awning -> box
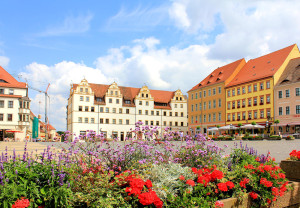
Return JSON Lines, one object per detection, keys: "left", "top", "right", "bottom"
{"left": 6, "top": 130, "right": 23, "bottom": 133}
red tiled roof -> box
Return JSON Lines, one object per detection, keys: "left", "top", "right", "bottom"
{"left": 0, "top": 66, "right": 27, "bottom": 88}
{"left": 188, "top": 58, "right": 246, "bottom": 92}
{"left": 72, "top": 83, "right": 177, "bottom": 107}
{"left": 227, "top": 44, "right": 299, "bottom": 87}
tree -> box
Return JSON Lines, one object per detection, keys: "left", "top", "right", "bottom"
{"left": 251, "top": 121, "right": 257, "bottom": 134}
{"left": 238, "top": 123, "right": 242, "bottom": 135}
{"left": 274, "top": 119, "right": 280, "bottom": 135}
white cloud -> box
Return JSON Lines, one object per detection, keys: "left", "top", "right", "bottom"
{"left": 0, "top": 56, "right": 9, "bottom": 67}
{"left": 37, "top": 13, "right": 93, "bottom": 37}
{"left": 169, "top": 0, "right": 300, "bottom": 60}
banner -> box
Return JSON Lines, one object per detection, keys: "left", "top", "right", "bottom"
{"left": 32, "top": 117, "right": 39, "bottom": 138}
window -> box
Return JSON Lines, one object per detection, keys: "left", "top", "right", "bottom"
{"left": 195, "top": 93, "right": 198, "bottom": 99}
{"left": 191, "top": 94, "right": 194, "bottom": 100}
{"left": 156, "top": 121, "right": 160, "bottom": 126}
{"left": 266, "top": 95, "right": 270, "bottom": 103}
{"left": 248, "top": 111, "right": 252, "bottom": 119}
{"left": 8, "top": 101, "right": 13, "bottom": 108}
{"left": 100, "top": 118, "right": 103, "bottom": 124}
{"left": 113, "top": 108, "right": 116, "bottom": 113}
{"left": 163, "top": 111, "right": 166, "bottom": 116}
{"left": 0, "top": 100, "right": 4, "bottom": 108}
{"left": 218, "top": 99, "right": 221, "bottom": 107}
{"left": 80, "top": 88, "right": 83, "bottom": 92}
{"left": 170, "top": 121, "right": 173, "bottom": 126}
{"left": 232, "top": 113, "right": 235, "bottom": 121}
{"left": 91, "top": 118, "right": 95, "bottom": 123}
{"left": 203, "top": 90, "right": 206, "bottom": 97}
{"left": 242, "top": 87, "right": 245, "bottom": 94}
{"left": 227, "top": 114, "right": 230, "bottom": 121}
{"left": 181, "top": 112, "right": 184, "bottom": 117}
{"left": 150, "top": 121, "right": 154, "bottom": 126}
{"left": 119, "top": 119, "right": 122, "bottom": 124}
{"left": 145, "top": 110, "right": 148, "bottom": 115}
{"left": 213, "top": 113, "right": 216, "bottom": 122}
{"left": 208, "top": 101, "right": 211, "bottom": 109}
{"left": 139, "top": 101, "right": 142, "bottom": 105}
{"left": 79, "top": 106, "right": 82, "bottom": 111}
{"left": 248, "top": 85, "right": 252, "bottom": 93}
{"left": 126, "top": 119, "right": 130, "bottom": 125}
{"left": 146, "top": 101, "right": 149, "bottom": 106}
{"left": 126, "top": 109, "right": 130, "bottom": 114}
{"left": 195, "top": 104, "right": 197, "bottom": 111}
{"left": 9, "top": 89, "right": 14, "bottom": 95}
{"left": 278, "top": 91, "right": 283, "bottom": 98}
{"left": 218, "top": 113, "right": 221, "bottom": 121}
{"left": 248, "top": 98, "right": 251, "bottom": 106}
{"left": 218, "top": 87, "right": 221, "bottom": 94}
{"left": 286, "top": 125, "right": 290, "bottom": 132}
{"left": 78, "top": 117, "right": 82, "bottom": 123}
{"left": 267, "top": 109, "right": 271, "bottom": 117}
{"left": 253, "top": 84, "right": 257, "bottom": 92}
{"left": 199, "top": 102, "right": 202, "bottom": 110}
{"left": 232, "top": 89, "right": 235, "bottom": 96}
{"left": 175, "top": 104, "right": 177, "bottom": 108}
{"left": 203, "top": 102, "right": 206, "bottom": 110}
{"left": 232, "top": 101, "right": 235, "bottom": 109}
{"left": 116, "top": 99, "right": 120, "bottom": 104}
{"left": 0, "top": 114, "right": 3, "bottom": 121}
{"left": 163, "top": 121, "right": 167, "bottom": 126}
{"left": 151, "top": 111, "right": 154, "bottom": 115}
{"left": 213, "top": 88, "right": 216, "bottom": 95}
{"left": 191, "top": 105, "right": 194, "bottom": 112}
{"left": 144, "top": 120, "right": 148, "bottom": 125}
{"left": 106, "top": 107, "right": 109, "bottom": 113}
{"left": 254, "top": 97, "right": 257, "bottom": 105}
{"left": 286, "top": 89, "right": 290, "bottom": 98}
{"left": 156, "top": 111, "right": 159, "bottom": 116}
{"left": 85, "top": 118, "right": 88, "bottom": 123}
{"left": 100, "top": 107, "right": 103, "bottom": 112}
{"left": 169, "top": 112, "right": 172, "bottom": 116}
{"left": 113, "top": 119, "right": 116, "bottom": 124}
{"left": 266, "top": 81, "right": 270, "bottom": 89}
{"left": 85, "top": 88, "right": 88, "bottom": 93}
{"left": 286, "top": 106, "right": 290, "bottom": 115}
{"left": 208, "top": 114, "right": 211, "bottom": 122}
{"left": 278, "top": 106, "right": 282, "bottom": 115}
{"left": 242, "top": 99, "right": 245, "bottom": 107}
{"left": 242, "top": 112, "right": 246, "bottom": 120}
{"left": 110, "top": 91, "right": 113, "bottom": 95}
{"left": 296, "top": 88, "right": 300, "bottom": 96}
{"left": 203, "top": 115, "right": 206, "bottom": 122}
{"left": 199, "top": 91, "right": 202, "bottom": 98}
{"left": 254, "top": 111, "right": 257, "bottom": 119}
{"left": 260, "top": 96, "right": 264, "bottom": 105}
{"left": 139, "top": 110, "right": 142, "bottom": 115}
{"left": 260, "top": 110, "right": 264, "bottom": 118}
{"left": 91, "top": 107, "right": 94, "bottom": 112}
{"left": 181, "top": 122, "right": 184, "bottom": 126}
{"left": 86, "top": 97, "right": 89, "bottom": 102}
{"left": 180, "top": 104, "right": 183, "bottom": 108}
{"left": 0, "top": 89, "right": 4, "bottom": 94}
{"left": 227, "top": 102, "right": 231, "bottom": 110}
{"left": 227, "top": 90, "right": 231, "bottom": 97}
{"left": 237, "top": 100, "right": 240, "bottom": 108}
{"left": 175, "top": 112, "right": 178, "bottom": 117}
{"left": 213, "top": 100, "right": 216, "bottom": 108}
{"left": 125, "top": 100, "right": 131, "bottom": 104}
{"left": 85, "top": 106, "right": 89, "bottom": 111}
{"left": 80, "top": 96, "right": 83, "bottom": 101}
{"left": 106, "top": 119, "right": 109, "bottom": 124}
{"left": 296, "top": 105, "right": 300, "bottom": 114}
{"left": 260, "top": 82, "right": 264, "bottom": 90}
{"left": 208, "top": 89, "right": 211, "bottom": 96}
{"left": 115, "top": 91, "right": 118, "bottom": 96}
{"left": 109, "top": 98, "right": 112, "bottom": 103}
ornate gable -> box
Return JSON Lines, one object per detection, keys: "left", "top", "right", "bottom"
{"left": 136, "top": 85, "right": 154, "bottom": 101}
{"left": 106, "top": 82, "right": 122, "bottom": 98}
{"left": 171, "top": 89, "right": 185, "bottom": 102}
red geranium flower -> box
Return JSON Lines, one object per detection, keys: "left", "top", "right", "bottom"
{"left": 179, "top": 175, "right": 185, "bottom": 181}
{"left": 215, "top": 200, "right": 224, "bottom": 208}
{"left": 186, "top": 179, "right": 195, "bottom": 187}
{"left": 12, "top": 198, "right": 30, "bottom": 208}
{"left": 226, "top": 181, "right": 235, "bottom": 189}
{"left": 217, "top": 182, "right": 228, "bottom": 192}
{"left": 145, "top": 180, "right": 153, "bottom": 188}
{"left": 249, "top": 191, "right": 258, "bottom": 199}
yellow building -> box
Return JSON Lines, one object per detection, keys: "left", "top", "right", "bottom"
{"left": 225, "top": 44, "right": 300, "bottom": 133}
{"left": 187, "top": 59, "right": 245, "bottom": 134}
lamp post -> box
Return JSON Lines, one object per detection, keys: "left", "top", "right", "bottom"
{"left": 266, "top": 120, "right": 269, "bottom": 137}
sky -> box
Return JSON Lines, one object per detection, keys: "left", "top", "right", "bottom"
{"left": 1, "top": 0, "right": 300, "bottom": 131}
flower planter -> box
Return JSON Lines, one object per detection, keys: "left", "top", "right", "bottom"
{"left": 220, "top": 182, "right": 300, "bottom": 208}
{"left": 280, "top": 160, "right": 300, "bottom": 182}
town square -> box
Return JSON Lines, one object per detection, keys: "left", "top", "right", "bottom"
{"left": 0, "top": 0, "right": 300, "bottom": 207}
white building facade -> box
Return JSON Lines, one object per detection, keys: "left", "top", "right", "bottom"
{"left": 67, "top": 79, "right": 188, "bottom": 140}
{"left": 0, "top": 66, "right": 31, "bottom": 141}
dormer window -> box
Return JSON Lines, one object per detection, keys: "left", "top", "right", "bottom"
{"left": 110, "top": 91, "right": 113, "bottom": 95}
{"left": 218, "top": 72, "right": 223, "bottom": 75}
{"left": 125, "top": 100, "right": 131, "bottom": 104}
{"left": 80, "top": 88, "right": 83, "bottom": 92}
{"left": 216, "top": 78, "right": 221, "bottom": 81}
{"left": 210, "top": 74, "right": 214, "bottom": 78}
{"left": 85, "top": 88, "right": 88, "bottom": 93}
{"left": 142, "top": 93, "right": 144, "bottom": 97}
{"left": 207, "top": 81, "right": 211, "bottom": 84}
{"left": 146, "top": 94, "right": 148, "bottom": 98}
{"left": 0, "top": 79, "right": 8, "bottom": 83}
{"left": 198, "top": 83, "right": 202, "bottom": 87}
{"left": 115, "top": 91, "right": 118, "bottom": 95}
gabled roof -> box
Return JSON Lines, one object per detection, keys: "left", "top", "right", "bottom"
{"left": 72, "top": 83, "right": 178, "bottom": 107}
{"left": 188, "top": 58, "right": 246, "bottom": 92}
{"left": 0, "top": 66, "right": 27, "bottom": 88}
{"left": 277, "top": 57, "right": 300, "bottom": 86}
{"left": 227, "top": 44, "right": 298, "bottom": 87}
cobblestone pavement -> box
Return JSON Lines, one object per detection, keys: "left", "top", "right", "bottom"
{"left": 1, "top": 139, "right": 299, "bottom": 163}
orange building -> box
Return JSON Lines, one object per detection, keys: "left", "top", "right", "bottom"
{"left": 187, "top": 59, "right": 246, "bottom": 134}
{"left": 225, "top": 44, "right": 300, "bottom": 133}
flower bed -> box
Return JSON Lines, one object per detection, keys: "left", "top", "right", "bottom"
{"left": 0, "top": 123, "right": 294, "bottom": 207}
{"left": 267, "top": 135, "right": 281, "bottom": 140}
{"left": 242, "top": 136, "right": 263, "bottom": 141}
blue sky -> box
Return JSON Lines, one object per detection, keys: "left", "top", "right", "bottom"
{"left": 1, "top": 0, "right": 300, "bottom": 130}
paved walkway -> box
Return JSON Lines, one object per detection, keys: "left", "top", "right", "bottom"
{"left": 0, "top": 139, "right": 299, "bottom": 163}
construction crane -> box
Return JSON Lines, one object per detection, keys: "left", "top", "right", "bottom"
{"left": 27, "top": 83, "right": 50, "bottom": 140}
